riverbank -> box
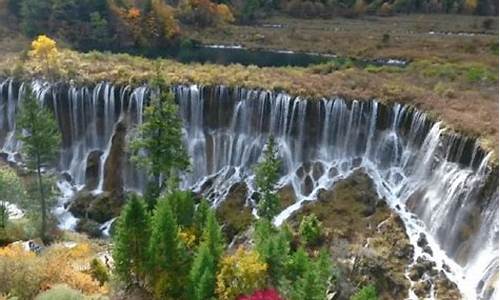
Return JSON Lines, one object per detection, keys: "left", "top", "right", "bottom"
{"left": 184, "top": 14, "right": 498, "bottom": 64}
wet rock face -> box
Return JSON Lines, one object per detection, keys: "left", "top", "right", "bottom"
{"left": 103, "top": 120, "right": 127, "bottom": 198}
{"left": 350, "top": 214, "right": 414, "bottom": 300}
{"left": 69, "top": 189, "right": 124, "bottom": 224}
{"left": 85, "top": 150, "right": 103, "bottom": 190}
{"left": 434, "top": 271, "right": 462, "bottom": 300}
{"left": 75, "top": 218, "right": 102, "bottom": 238}
{"left": 290, "top": 170, "right": 413, "bottom": 300}
{"left": 216, "top": 182, "right": 253, "bottom": 242}
{"left": 277, "top": 184, "right": 296, "bottom": 210}
{"left": 69, "top": 120, "right": 128, "bottom": 229}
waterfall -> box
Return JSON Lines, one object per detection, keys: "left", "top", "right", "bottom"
{"left": 0, "top": 78, "right": 497, "bottom": 299}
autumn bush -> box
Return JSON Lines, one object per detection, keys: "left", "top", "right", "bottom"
{"left": 178, "top": 0, "right": 234, "bottom": 27}
{"left": 216, "top": 247, "right": 268, "bottom": 300}
{"left": 0, "top": 242, "right": 106, "bottom": 299}
{"left": 89, "top": 258, "right": 109, "bottom": 287}
{"left": 0, "top": 243, "right": 42, "bottom": 299}
{"left": 238, "top": 288, "right": 284, "bottom": 300}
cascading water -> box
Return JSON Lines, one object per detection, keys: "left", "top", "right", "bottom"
{"left": 0, "top": 78, "right": 497, "bottom": 299}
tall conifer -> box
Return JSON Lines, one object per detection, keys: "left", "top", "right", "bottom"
{"left": 112, "top": 194, "right": 151, "bottom": 286}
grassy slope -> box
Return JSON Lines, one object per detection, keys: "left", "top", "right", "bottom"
{"left": 0, "top": 14, "right": 498, "bottom": 158}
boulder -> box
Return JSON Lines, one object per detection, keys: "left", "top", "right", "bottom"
{"left": 417, "top": 232, "right": 428, "bottom": 248}
{"left": 434, "top": 271, "right": 462, "bottom": 299}
{"left": 85, "top": 150, "right": 103, "bottom": 190}
{"left": 87, "top": 192, "right": 122, "bottom": 223}
{"left": 69, "top": 189, "right": 94, "bottom": 218}
{"left": 413, "top": 279, "right": 432, "bottom": 298}
{"left": 277, "top": 184, "right": 296, "bottom": 209}
{"left": 103, "top": 120, "right": 127, "bottom": 198}
{"left": 61, "top": 172, "right": 73, "bottom": 183}
{"left": 69, "top": 189, "right": 124, "bottom": 224}
{"left": 75, "top": 219, "right": 102, "bottom": 238}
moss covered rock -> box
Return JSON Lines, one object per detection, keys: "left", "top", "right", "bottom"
{"left": 216, "top": 182, "right": 254, "bottom": 242}
{"left": 290, "top": 169, "right": 413, "bottom": 299}
{"left": 84, "top": 150, "right": 102, "bottom": 190}
{"left": 75, "top": 219, "right": 102, "bottom": 238}
{"left": 69, "top": 189, "right": 124, "bottom": 224}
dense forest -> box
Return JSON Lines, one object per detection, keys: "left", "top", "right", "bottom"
{"left": 1, "top": 0, "right": 498, "bottom": 53}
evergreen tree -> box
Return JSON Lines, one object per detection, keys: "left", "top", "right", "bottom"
{"left": 189, "top": 242, "right": 216, "bottom": 300}
{"left": 149, "top": 196, "right": 189, "bottom": 299}
{"left": 201, "top": 210, "right": 224, "bottom": 262}
{"left": 88, "top": 11, "right": 112, "bottom": 50}
{"left": 131, "top": 66, "right": 189, "bottom": 209}
{"left": 350, "top": 284, "right": 378, "bottom": 300}
{"left": 169, "top": 190, "right": 195, "bottom": 228}
{"left": 293, "top": 262, "right": 324, "bottom": 300}
{"left": 16, "top": 86, "right": 61, "bottom": 242}
{"left": 112, "top": 194, "right": 151, "bottom": 286}
{"left": 280, "top": 246, "right": 333, "bottom": 300}
{"left": 299, "top": 213, "right": 323, "bottom": 246}
{"left": 255, "top": 136, "right": 281, "bottom": 221}
{"left": 193, "top": 198, "right": 210, "bottom": 239}
{"left": 0, "top": 168, "right": 26, "bottom": 229}
{"left": 20, "top": 0, "right": 51, "bottom": 37}
{"left": 254, "top": 220, "right": 291, "bottom": 286}
{"left": 286, "top": 247, "right": 310, "bottom": 282}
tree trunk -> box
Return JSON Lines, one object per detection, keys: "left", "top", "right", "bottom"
{"left": 36, "top": 153, "right": 47, "bottom": 243}
{"left": 0, "top": 201, "right": 5, "bottom": 228}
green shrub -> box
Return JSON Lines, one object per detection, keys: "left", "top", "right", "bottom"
{"left": 489, "top": 42, "right": 499, "bottom": 55}
{"left": 299, "top": 214, "right": 322, "bottom": 246}
{"left": 310, "top": 58, "right": 354, "bottom": 74}
{"left": 0, "top": 255, "right": 43, "bottom": 300}
{"left": 89, "top": 258, "right": 109, "bottom": 286}
{"left": 35, "top": 284, "right": 85, "bottom": 300}
{"left": 466, "top": 66, "right": 498, "bottom": 83}
{"left": 350, "top": 284, "right": 378, "bottom": 300}
{"left": 364, "top": 65, "right": 403, "bottom": 74}
{"left": 382, "top": 33, "right": 390, "bottom": 44}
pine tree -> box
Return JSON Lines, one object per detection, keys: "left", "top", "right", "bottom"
{"left": 112, "top": 194, "right": 151, "bottom": 286}
{"left": 189, "top": 242, "right": 216, "bottom": 300}
{"left": 20, "top": 0, "right": 51, "bottom": 37}
{"left": 193, "top": 198, "right": 210, "bottom": 239}
{"left": 281, "top": 247, "right": 333, "bottom": 300}
{"left": 131, "top": 66, "right": 190, "bottom": 209}
{"left": 350, "top": 284, "right": 378, "bottom": 300}
{"left": 299, "top": 214, "right": 323, "bottom": 246}
{"left": 201, "top": 210, "right": 224, "bottom": 262}
{"left": 149, "top": 196, "right": 190, "bottom": 299}
{"left": 17, "top": 86, "right": 61, "bottom": 242}
{"left": 0, "top": 168, "right": 26, "bottom": 229}
{"left": 169, "top": 190, "right": 195, "bottom": 228}
{"left": 286, "top": 247, "right": 310, "bottom": 282}
{"left": 255, "top": 136, "right": 281, "bottom": 221}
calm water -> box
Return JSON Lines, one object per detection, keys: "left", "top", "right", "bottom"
{"left": 172, "top": 46, "right": 331, "bottom": 67}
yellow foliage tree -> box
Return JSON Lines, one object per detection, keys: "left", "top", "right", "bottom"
{"left": 29, "top": 35, "right": 59, "bottom": 77}
{"left": 463, "top": 0, "right": 477, "bottom": 13}
{"left": 216, "top": 247, "right": 267, "bottom": 300}
{"left": 216, "top": 4, "right": 235, "bottom": 24}
{"left": 152, "top": 0, "right": 181, "bottom": 39}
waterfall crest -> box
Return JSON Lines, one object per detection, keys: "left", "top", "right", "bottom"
{"left": 0, "top": 78, "right": 497, "bottom": 300}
